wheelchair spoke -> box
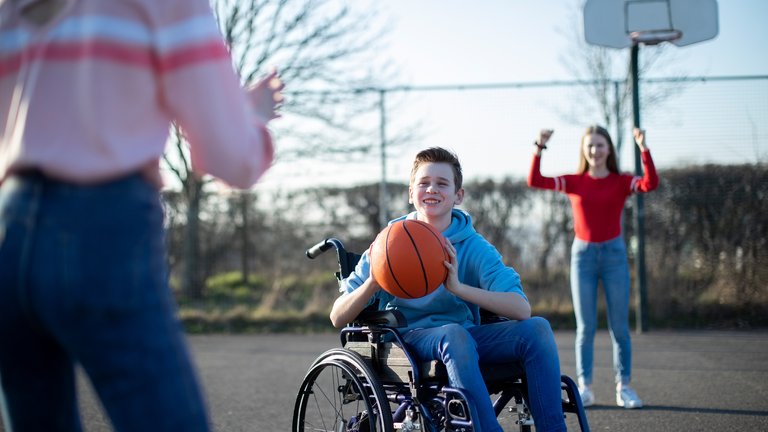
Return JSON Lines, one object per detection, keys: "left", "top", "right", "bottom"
{"left": 293, "top": 349, "right": 394, "bottom": 432}
{"left": 297, "top": 362, "right": 370, "bottom": 431}
{"left": 307, "top": 366, "right": 348, "bottom": 431}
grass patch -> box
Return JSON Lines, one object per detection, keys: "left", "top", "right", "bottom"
{"left": 179, "top": 306, "right": 335, "bottom": 333}
{"left": 174, "top": 270, "right": 767, "bottom": 333}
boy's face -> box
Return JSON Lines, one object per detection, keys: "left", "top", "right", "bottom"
{"left": 409, "top": 162, "right": 464, "bottom": 219}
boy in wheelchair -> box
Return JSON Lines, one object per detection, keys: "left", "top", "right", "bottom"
{"left": 329, "top": 147, "right": 568, "bottom": 431}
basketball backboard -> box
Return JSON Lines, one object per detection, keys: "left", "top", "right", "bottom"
{"left": 584, "top": 0, "right": 719, "bottom": 48}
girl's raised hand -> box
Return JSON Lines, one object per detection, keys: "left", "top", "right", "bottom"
{"left": 633, "top": 128, "right": 647, "bottom": 150}
{"left": 538, "top": 129, "right": 554, "bottom": 147}
{"left": 443, "top": 239, "right": 461, "bottom": 294}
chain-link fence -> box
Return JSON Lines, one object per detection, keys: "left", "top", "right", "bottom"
{"left": 167, "top": 75, "right": 768, "bottom": 331}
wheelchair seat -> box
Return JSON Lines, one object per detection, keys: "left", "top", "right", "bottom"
{"left": 345, "top": 339, "right": 442, "bottom": 383}
{"left": 343, "top": 309, "right": 526, "bottom": 386}
{"left": 341, "top": 308, "right": 440, "bottom": 383}
{"left": 347, "top": 338, "right": 526, "bottom": 382}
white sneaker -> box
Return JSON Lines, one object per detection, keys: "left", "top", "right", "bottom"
{"left": 578, "top": 385, "right": 594, "bottom": 407}
{"left": 616, "top": 385, "right": 643, "bottom": 409}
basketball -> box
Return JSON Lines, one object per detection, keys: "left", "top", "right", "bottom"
{"left": 370, "top": 219, "right": 449, "bottom": 299}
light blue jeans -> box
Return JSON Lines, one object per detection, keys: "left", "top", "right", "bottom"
{"left": 402, "top": 317, "right": 567, "bottom": 432}
{"left": 0, "top": 172, "right": 210, "bottom": 431}
{"left": 570, "top": 236, "right": 633, "bottom": 386}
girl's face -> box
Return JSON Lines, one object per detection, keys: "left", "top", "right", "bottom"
{"left": 582, "top": 133, "right": 611, "bottom": 169}
{"left": 409, "top": 162, "right": 463, "bottom": 220}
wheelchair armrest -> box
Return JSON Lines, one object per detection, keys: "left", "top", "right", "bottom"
{"left": 353, "top": 309, "right": 407, "bottom": 328}
{"left": 480, "top": 308, "right": 511, "bottom": 325}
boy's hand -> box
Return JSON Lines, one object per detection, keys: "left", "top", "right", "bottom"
{"left": 367, "top": 272, "right": 383, "bottom": 292}
{"left": 440, "top": 239, "right": 531, "bottom": 320}
{"left": 443, "top": 240, "right": 462, "bottom": 295}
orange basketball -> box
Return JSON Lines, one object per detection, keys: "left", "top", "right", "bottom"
{"left": 370, "top": 219, "right": 448, "bottom": 299}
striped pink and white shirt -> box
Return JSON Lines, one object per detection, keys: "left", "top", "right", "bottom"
{"left": 0, "top": 0, "right": 274, "bottom": 188}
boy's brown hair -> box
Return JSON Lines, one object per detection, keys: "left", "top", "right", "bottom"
{"left": 410, "top": 147, "right": 463, "bottom": 191}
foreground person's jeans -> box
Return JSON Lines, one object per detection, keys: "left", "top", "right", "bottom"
{"left": 0, "top": 172, "right": 209, "bottom": 431}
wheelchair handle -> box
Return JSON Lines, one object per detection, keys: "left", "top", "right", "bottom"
{"left": 305, "top": 238, "right": 345, "bottom": 259}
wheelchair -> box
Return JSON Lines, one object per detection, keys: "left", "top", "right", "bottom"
{"left": 293, "top": 238, "right": 590, "bottom": 431}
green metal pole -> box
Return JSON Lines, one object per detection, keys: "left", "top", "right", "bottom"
{"left": 630, "top": 44, "right": 649, "bottom": 333}
{"left": 614, "top": 80, "right": 622, "bottom": 164}
{"left": 378, "top": 90, "right": 388, "bottom": 229}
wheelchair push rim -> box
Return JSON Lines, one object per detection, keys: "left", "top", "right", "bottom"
{"left": 293, "top": 348, "right": 393, "bottom": 432}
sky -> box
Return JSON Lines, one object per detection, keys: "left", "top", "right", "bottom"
{"left": 377, "top": 0, "right": 767, "bottom": 83}
{"left": 254, "top": 0, "right": 768, "bottom": 192}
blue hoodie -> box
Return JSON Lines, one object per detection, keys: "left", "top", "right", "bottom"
{"left": 341, "top": 208, "right": 528, "bottom": 334}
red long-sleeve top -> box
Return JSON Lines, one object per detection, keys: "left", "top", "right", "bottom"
{"left": 527, "top": 150, "right": 659, "bottom": 243}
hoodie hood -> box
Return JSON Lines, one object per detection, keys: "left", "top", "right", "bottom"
{"left": 391, "top": 208, "right": 476, "bottom": 244}
{"left": 343, "top": 208, "right": 526, "bottom": 333}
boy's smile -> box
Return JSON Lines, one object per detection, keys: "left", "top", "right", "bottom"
{"left": 409, "top": 161, "right": 464, "bottom": 230}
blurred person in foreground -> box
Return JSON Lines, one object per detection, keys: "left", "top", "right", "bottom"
{"left": 0, "top": 0, "right": 283, "bottom": 430}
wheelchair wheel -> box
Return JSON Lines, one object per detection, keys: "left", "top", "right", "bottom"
{"left": 293, "top": 348, "right": 393, "bottom": 432}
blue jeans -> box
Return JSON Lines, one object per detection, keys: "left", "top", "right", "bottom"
{"left": 0, "top": 173, "right": 209, "bottom": 431}
{"left": 570, "top": 236, "right": 633, "bottom": 386}
{"left": 402, "top": 317, "right": 566, "bottom": 432}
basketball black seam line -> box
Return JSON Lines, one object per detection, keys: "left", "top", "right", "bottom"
{"left": 403, "top": 220, "right": 430, "bottom": 297}
{"left": 420, "top": 220, "right": 449, "bottom": 282}
{"left": 385, "top": 223, "right": 414, "bottom": 298}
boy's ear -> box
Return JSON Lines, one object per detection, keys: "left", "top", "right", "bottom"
{"left": 408, "top": 185, "right": 413, "bottom": 204}
{"left": 454, "top": 188, "right": 464, "bottom": 205}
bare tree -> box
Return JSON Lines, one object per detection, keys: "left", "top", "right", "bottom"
{"left": 164, "top": 0, "right": 392, "bottom": 297}
{"left": 214, "top": 0, "right": 395, "bottom": 161}
{"left": 556, "top": 0, "right": 685, "bottom": 151}
{"left": 532, "top": 192, "right": 571, "bottom": 284}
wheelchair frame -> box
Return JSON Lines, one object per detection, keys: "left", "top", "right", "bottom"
{"left": 293, "top": 238, "right": 590, "bottom": 431}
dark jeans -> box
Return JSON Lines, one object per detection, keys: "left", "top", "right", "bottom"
{"left": 0, "top": 173, "right": 209, "bottom": 431}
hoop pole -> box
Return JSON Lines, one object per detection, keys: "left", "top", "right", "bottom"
{"left": 630, "top": 44, "right": 649, "bottom": 333}
{"left": 378, "top": 90, "right": 388, "bottom": 230}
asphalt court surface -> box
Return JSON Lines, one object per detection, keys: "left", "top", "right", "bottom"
{"left": 2, "top": 329, "right": 767, "bottom": 431}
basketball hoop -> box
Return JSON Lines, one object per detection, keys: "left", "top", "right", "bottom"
{"left": 630, "top": 29, "right": 683, "bottom": 46}
{"left": 584, "top": 0, "right": 718, "bottom": 49}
